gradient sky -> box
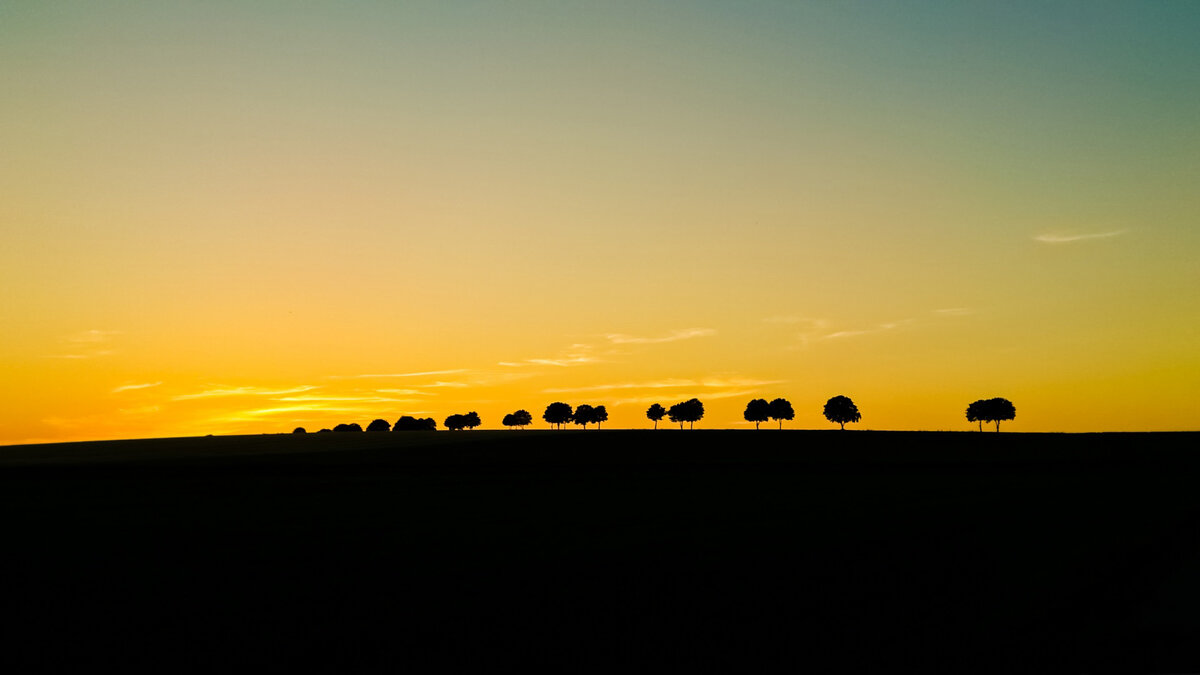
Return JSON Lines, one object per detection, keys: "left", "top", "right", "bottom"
{"left": 3, "top": 1, "right": 1199, "bottom": 443}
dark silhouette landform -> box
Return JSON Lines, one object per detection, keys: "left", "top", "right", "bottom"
{"left": 3, "top": 429, "right": 1200, "bottom": 672}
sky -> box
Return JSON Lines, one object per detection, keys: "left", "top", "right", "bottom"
{"left": 2, "top": 1, "right": 1199, "bottom": 443}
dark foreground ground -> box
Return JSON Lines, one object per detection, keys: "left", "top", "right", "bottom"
{"left": 3, "top": 430, "right": 1200, "bottom": 672}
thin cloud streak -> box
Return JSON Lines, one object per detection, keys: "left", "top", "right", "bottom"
{"left": 610, "top": 389, "right": 761, "bottom": 407}
{"left": 112, "top": 382, "right": 162, "bottom": 394}
{"left": 823, "top": 319, "right": 914, "bottom": 340}
{"left": 605, "top": 328, "right": 716, "bottom": 344}
{"left": 1034, "top": 230, "right": 1126, "bottom": 244}
{"left": 543, "top": 377, "right": 783, "bottom": 395}
{"left": 65, "top": 329, "right": 121, "bottom": 344}
{"left": 332, "top": 369, "right": 469, "bottom": 379}
{"left": 172, "top": 385, "right": 317, "bottom": 401}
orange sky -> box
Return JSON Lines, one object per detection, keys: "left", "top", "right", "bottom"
{"left": 3, "top": 2, "right": 1199, "bottom": 443}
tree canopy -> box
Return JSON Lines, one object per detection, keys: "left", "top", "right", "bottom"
{"left": 744, "top": 398, "right": 770, "bottom": 430}
{"left": 646, "top": 403, "right": 666, "bottom": 430}
{"left": 669, "top": 398, "right": 704, "bottom": 429}
{"left": 444, "top": 414, "right": 467, "bottom": 431}
{"left": 593, "top": 405, "right": 608, "bottom": 429}
{"left": 768, "top": 398, "right": 794, "bottom": 430}
{"left": 543, "top": 402, "right": 573, "bottom": 429}
{"left": 394, "top": 416, "right": 437, "bottom": 431}
{"left": 574, "top": 404, "right": 596, "bottom": 429}
{"left": 333, "top": 423, "right": 363, "bottom": 433}
{"left": 967, "top": 398, "right": 1016, "bottom": 432}
{"left": 366, "top": 418, "right": 392, "bottom": 432}
{"left": 503, "top": 409, "right": 533, "bottom": 429}
{"left": 823, "top": 395, "right": 861, "bottom": 430}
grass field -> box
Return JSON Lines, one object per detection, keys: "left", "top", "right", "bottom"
{"left": 4, "top": 430, "right": 1200, "bottom": 671}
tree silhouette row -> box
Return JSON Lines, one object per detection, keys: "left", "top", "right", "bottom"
{"left": 290, "top": 395, "right": 1015, "bottom": 433}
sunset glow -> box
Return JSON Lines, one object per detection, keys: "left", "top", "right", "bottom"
{"left": 3, "top": 2, "right": 1199, "bottom": 443}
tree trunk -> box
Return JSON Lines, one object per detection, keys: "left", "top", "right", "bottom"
{"left": 840, "top": 422, "right": 845, "bottom": 430}
{"left": 778, "top": 420, "right": 783, "bottom": 430}
{"left": 755, "top": 422, "right": 760, "bottom": 430}
{"left": 978, "top": 421, "right": 982, "bottom": 432}
{"left": 653, "top": 420, "right": 657, "bottom": 430}
{"left": 995, "top": 421, "right": 1001, "bottom": 432}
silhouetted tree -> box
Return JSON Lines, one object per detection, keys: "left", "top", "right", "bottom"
{"left": 292, "top": 427, "right": 306, "bottom": 434}
{"left": 543, "top": 402, "right": 573, "bottom": 429}
{"left": 333, "top": 423, "right": 363, "bottom": 433}
{"left": 971, "top": 397, "right": 1016, "bottom": 432}
{"left": 463, "top": 411, "right": 481, "bottom": 430}
{"left": 744, "top": 398, "right": 770, "bottom": 430}
{"left": 394, "top": 416, "right": 436, "bottom": 431}
{"left": 511, "top": 409, "right": 532, "bottom": 429}
{"left": 646, "top": 403, "right": 666, "bottom": 430}
{"left": 667, "top": 403, "right": 685, "bottom": 430}
{"left": 769, "top": 398, "right": 794, "bottom": 430}
{"left": 317, "top": 428, "right": 332, "bottom": 433}
{"left": 966, "top": 400, "right": 987, "bottom": 432}
{"left": 823, "top": 396, "right": 861, "bottom": 430}
{"left": 593, "top": 405, "right": 608, "bottom": 429}
{"left": 444, "top": 414, "right": 466, "bottom": 431}
{"left": 670, "top": 398, "right": 704, "bottom": 430}
{"left": 366, "top": 418, "right": 391, "bottom": 432}
{"left": 502, "top": 413, "right": 517, "bottom": 429}
{"left": 574, "top": 404, "right": 595, "bottom": 429}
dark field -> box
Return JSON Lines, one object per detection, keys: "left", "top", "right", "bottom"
{"left": 4, "top": 430, "right": 1200, "bottom": 671}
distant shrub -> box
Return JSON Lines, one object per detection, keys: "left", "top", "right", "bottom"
{"left": 366, "top": 419, "right": 392, "bottom": 432}
{"left": 333, "top": 423, "right": 363, "bottom": 433}
{"left": 394, "top": 416, "right": 437, "bottom": 431}
{"left": 293, "top": 427, "right": 307, "bottom": 434}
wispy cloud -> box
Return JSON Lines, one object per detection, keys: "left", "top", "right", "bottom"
{"left": 502, "top": 344, "right": 602, "bottom": 368}
{"left": 545, "top": 377, "right": 784, "bottom": 395}
{"left": 609, "top": 389, "right": 763, "bottom": 407}
{"left": 823, "top": 319, "right": 914, "bottom": 340}
{"left": 274, "top": 395, "right": 428, "bottom": 404}
{"left": 172, "top": 385, "right": 317, "bottom": 401}
{"left": 65, "top": 329, "right": 121, "bottom": 344}
{"left": 112, "top": 382, "right": 162, "bottom": 394}
{"left": 605, "top": 328, "right": 716, "bottom": 344}
{"left": 331, "top": 369, "right": 469, "bottom": 379}
{"left": 48, "top": 350, "right": 116, "bottom": 359}
{"left": 1034, "top": 230, "right": 1126, "bottom": 244}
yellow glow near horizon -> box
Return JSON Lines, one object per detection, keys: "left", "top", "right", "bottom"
{"left": 3, "top": 3, "right": 1199, "bottom": 444}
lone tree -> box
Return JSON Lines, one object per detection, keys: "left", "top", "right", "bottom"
{"left": 593, "top": 405, "right": 608, "bottom": 429}
{"left": 823, "top": 395, "right": 861, "bottom": 430}
{"left": 463, "top": 411, "right": 481, "bottom": 430}
{"left": 366, "top": 418, "right": 392, "bottom": 432}
{"left": 444, "top": 414, "right": 466, "bottom": 431}
{"left": 768, "top": 398, "right": 795, "bottom": 430}
{"left": 646, "top": 403, "right": 666, "bottom": 430}
{"left": 574, "top": 404, "right": 596, "bottom": 429}
{"left": 543, "top": 402, "right": 573, "bottom": 429}
{"left": 968, "top": 397, "right": 1016, "bottom": 432}
{"left": 670, "top": 398, "right": 704, "bottom": 430}
{"left": 744, "top": 398, "right": 771, "bottom": 430}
